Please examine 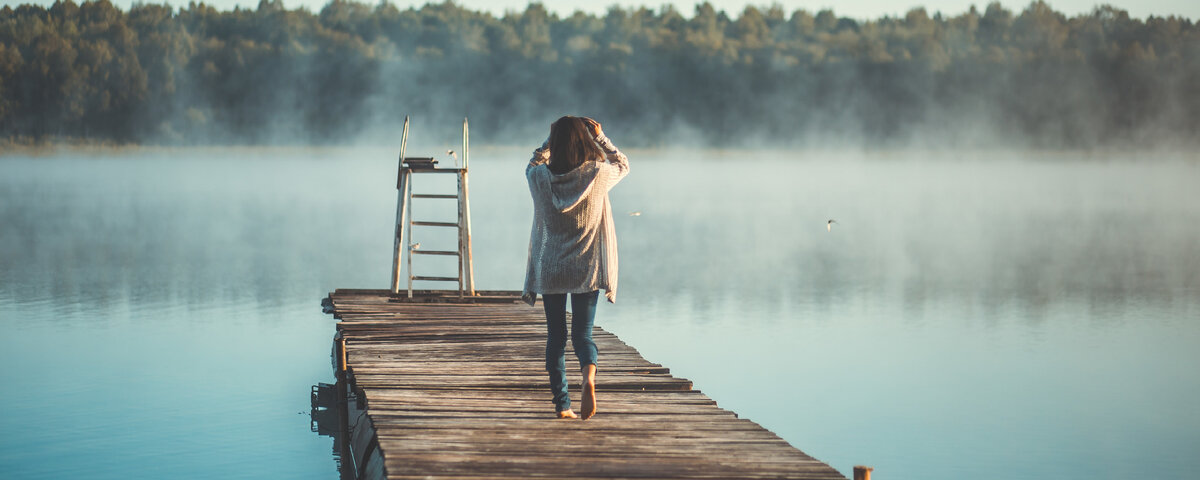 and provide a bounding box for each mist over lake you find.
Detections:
[1,148,1196,479]
[3,0,1199,476]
